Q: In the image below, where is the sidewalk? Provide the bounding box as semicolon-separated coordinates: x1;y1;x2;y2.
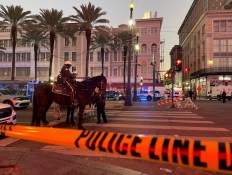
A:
0;146;146;175
0;101;152;175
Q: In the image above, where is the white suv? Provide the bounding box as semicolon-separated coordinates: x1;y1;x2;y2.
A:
0;89;30;109
0;103;17;125
137;90;161;101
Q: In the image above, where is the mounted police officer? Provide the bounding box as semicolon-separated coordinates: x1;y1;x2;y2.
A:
58;61;78;106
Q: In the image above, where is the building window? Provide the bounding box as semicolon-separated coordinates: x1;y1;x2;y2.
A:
3;40;8;47
141;28;147;36
21;53;26;61
221;39;226;52
0;68;11;76
114;51;117;62
16;53;20;61
97;52;101;62
72;52;77;61
26;53;30;61
220;20;226;32
105;52;109;62
213;39;220;52
228;20;232;32
141;44;147;54
113;68;117;76
151;27;157;36
64;37;69;46
64;52;69;61
72;67;76;72
151;43;157;55
38;67;49;77
8;53;12;62
228;39;232;52
72;37;77;46
90;52;93;62
16;67;30;76
213;20;219;32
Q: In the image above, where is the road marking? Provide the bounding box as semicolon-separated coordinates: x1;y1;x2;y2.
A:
83;123;229;132
108;118;214;124
106;111;195;114
107;114;201;118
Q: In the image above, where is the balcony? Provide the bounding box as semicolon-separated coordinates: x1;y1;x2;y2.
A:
190;67;232;78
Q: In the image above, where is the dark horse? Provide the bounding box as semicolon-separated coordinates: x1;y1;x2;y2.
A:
31;75;107;129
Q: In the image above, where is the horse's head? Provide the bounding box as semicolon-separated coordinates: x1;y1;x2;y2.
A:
96;75;107;96
80;75;107;97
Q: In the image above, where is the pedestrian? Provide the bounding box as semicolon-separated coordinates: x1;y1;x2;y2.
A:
188;89;193;100
193;90;197;100
222;90;226;103
53;102;61;120
66;105;76;126
96;92;107;124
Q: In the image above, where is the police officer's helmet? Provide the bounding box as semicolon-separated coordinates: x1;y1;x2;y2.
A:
64;61;72;66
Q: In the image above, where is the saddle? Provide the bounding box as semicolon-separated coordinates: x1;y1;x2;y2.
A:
52;84;70;96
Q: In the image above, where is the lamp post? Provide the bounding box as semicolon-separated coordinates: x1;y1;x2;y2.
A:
151;55;157;101
124;1;134;106
132;33;139;101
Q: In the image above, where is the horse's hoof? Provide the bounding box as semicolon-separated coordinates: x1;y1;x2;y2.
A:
43;121;49;126
78;125;85;130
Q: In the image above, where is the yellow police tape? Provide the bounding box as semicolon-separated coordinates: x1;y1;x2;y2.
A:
0;124;232;174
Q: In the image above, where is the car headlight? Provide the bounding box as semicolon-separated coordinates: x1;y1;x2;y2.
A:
13;97;21;100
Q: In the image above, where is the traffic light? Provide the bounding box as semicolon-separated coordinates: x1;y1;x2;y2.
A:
184;67;190;72
176;59;182;71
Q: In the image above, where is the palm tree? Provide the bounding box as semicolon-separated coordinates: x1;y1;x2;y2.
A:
21;25;49;81
112;30;132;93
0;5;34;81
91;29;112;75
33;9;69;82
69;2;109;79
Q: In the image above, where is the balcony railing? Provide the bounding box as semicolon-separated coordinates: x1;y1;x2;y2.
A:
190;67;232;78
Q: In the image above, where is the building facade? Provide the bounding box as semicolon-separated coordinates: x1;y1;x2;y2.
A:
178;0;232;97
0;11;163;92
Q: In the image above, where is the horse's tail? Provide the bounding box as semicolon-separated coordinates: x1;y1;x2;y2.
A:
31;92;37;126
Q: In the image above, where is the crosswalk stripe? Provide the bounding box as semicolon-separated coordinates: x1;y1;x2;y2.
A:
106;111;194;114
83;123;229;132
108;118;214;124
106;112;197;116
107;114;204;119
107;114;202;118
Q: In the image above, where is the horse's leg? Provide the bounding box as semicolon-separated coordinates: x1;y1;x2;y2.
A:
78;106;85;130
41;102;52;126
70;107;75;125
66;106;71;125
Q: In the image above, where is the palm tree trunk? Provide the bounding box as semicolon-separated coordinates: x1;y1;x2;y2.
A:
101;47;104;75
123;46;128;94
11;27;17;81
49;31;55;82
34;44;38;81
85;29;91;79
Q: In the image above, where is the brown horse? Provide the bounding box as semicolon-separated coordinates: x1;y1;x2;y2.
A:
31;75;107;129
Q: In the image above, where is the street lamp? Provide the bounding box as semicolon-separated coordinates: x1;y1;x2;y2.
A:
132;33;140;101
151;55;157;101
124;0;134;106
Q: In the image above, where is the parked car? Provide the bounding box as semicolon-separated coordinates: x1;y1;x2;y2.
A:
137;90;161;101
0;89;30;109
105;91;124;101
0;103;17;125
